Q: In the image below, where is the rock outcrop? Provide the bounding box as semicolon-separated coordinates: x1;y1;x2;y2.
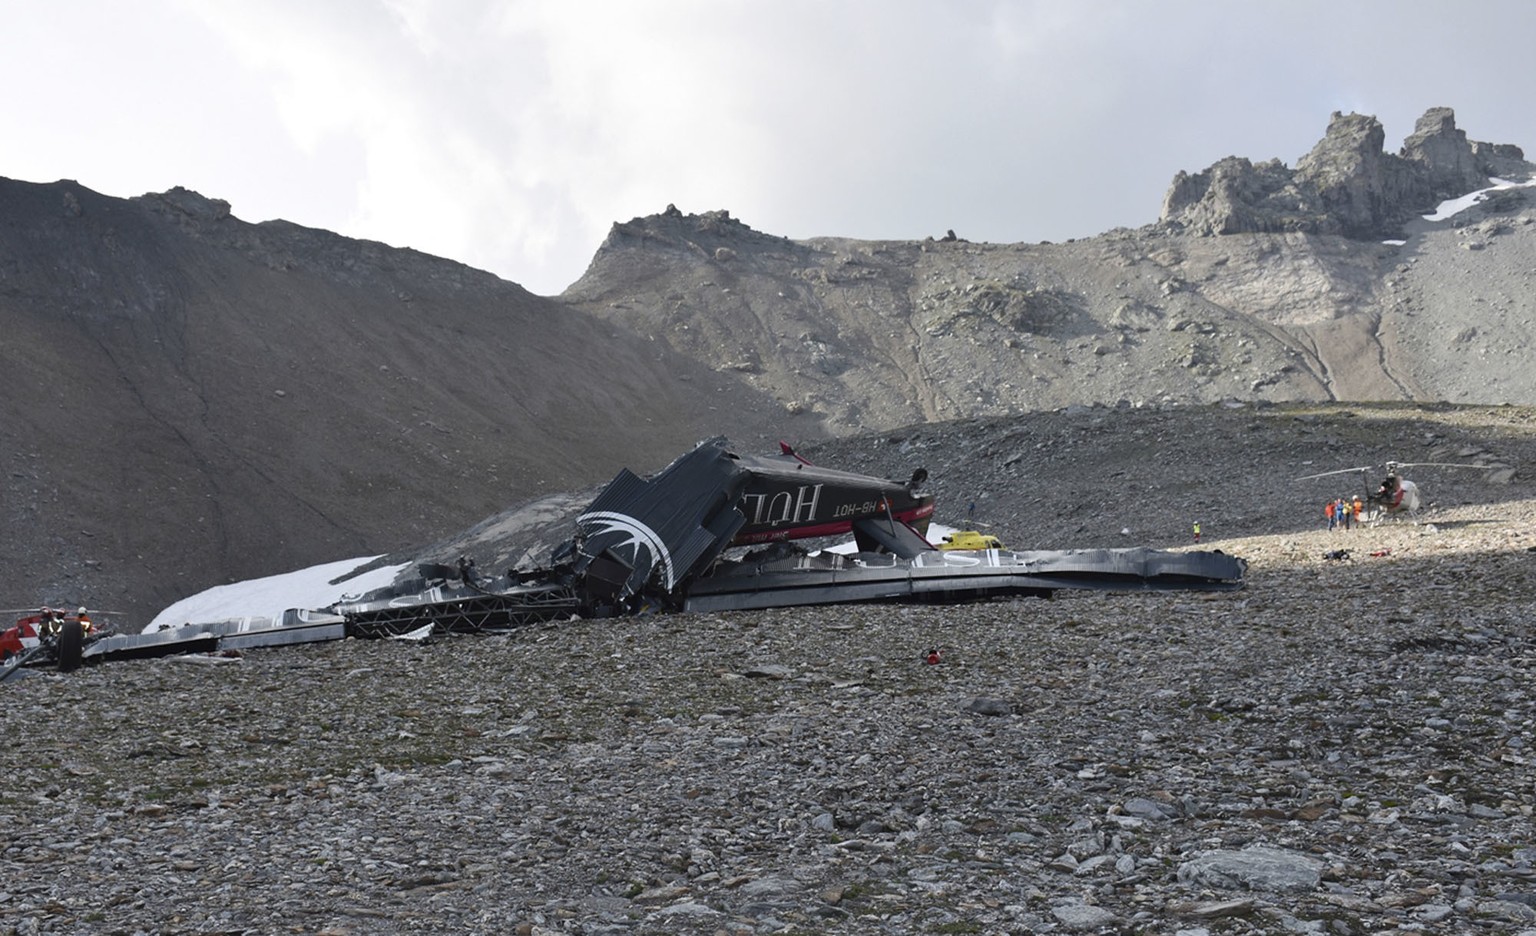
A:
1160;107;1531;238
1400;105;1485;197
1292;110;1429;238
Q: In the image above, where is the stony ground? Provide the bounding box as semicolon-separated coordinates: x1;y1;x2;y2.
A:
4;493;1535;935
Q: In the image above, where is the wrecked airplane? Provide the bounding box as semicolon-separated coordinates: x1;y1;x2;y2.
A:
18;437;1244;672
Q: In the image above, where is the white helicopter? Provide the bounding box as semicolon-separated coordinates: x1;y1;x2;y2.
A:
1295;460;1488;519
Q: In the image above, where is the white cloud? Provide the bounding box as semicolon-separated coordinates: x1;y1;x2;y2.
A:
3;0;1535;295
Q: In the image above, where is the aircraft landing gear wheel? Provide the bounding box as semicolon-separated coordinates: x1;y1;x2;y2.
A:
56;620;84;673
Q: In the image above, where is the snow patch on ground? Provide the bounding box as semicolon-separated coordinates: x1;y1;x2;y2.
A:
1423;178;1535;222
147;557;407;633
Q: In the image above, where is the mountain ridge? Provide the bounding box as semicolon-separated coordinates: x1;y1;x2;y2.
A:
3;105;1532;620
563;108;1535;432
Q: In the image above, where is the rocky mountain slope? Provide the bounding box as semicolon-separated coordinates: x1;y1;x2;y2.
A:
3;106;1532;621
563;108;1535;431
0;182;793;622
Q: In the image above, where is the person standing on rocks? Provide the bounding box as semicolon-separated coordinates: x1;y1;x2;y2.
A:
1193;520;1201;543
1325;499;1337;531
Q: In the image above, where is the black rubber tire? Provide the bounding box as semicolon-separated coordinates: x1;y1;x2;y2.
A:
56;620;84;673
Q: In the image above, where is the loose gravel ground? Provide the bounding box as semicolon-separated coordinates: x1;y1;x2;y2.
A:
4;496;1535;935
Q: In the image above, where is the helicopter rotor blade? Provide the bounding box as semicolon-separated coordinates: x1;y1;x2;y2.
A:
2;608;128;616
1388;461;1491;471
1294;466;1374;482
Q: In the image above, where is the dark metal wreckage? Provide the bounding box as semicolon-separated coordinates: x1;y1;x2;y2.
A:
19;438;1246;672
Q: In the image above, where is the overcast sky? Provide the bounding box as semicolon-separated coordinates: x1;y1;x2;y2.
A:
6;1;1534;296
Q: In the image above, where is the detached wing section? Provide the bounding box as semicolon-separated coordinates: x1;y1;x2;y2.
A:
684;545;1246;613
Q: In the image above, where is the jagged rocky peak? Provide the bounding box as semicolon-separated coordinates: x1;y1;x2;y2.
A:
1301;110;1387;173
1400;106;1528;184
1291;110;1431;238
586;204;794;272
1158;156;1302;235
565;204;792;295
138;185;233;222
603;204;755;248
1160;106;1532;239
1400;106;1484;196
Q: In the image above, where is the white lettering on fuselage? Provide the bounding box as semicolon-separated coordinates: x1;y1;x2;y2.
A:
832;500;879;518
743;484;824;526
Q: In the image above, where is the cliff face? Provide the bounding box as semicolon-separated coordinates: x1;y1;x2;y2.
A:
1160;107;1530;238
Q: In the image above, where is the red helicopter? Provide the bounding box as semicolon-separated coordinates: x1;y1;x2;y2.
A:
0;607;108;679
